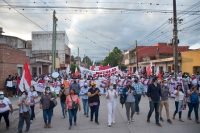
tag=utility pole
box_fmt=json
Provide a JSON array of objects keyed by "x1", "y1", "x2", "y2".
[
  {"x1": 78, "y1": 47, "x2": 80, "y2": 66},
  {"x1": 173, "y1": 0, "x2": 179, "y2": 80},
  {"x1": 135, "y1": 40, "x2": 139, "y2": 72},
  {"x1": 52, "y1": 10, "x2": 57, "y2": 72}
]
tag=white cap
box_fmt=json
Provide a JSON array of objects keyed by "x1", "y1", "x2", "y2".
[
  {"x1": 0, "y1": 91, "x2": 4, "y2": 95},
  {"x1": 84, "y1": 83, "x2": 88, "y2": 86}
]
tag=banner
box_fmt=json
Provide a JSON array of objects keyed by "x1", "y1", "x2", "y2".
[{"x1": 80, "y1": 66, "x2": 119, "y2": 78}]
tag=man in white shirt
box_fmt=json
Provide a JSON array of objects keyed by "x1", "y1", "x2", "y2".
[{"x1": 0, "y1": 91, "x2": 13, "y2": 129}]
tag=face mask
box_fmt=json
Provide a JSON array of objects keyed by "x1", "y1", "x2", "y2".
[
  {"x1": 0, "y1": 95, "x2": 4, "y2": 100},
  {"x1": 22, "y1": 94, "x2": 26, "y2": 99},
  {"x1": 46, "y1": 90, "x2": 50, "y2": 93},
  {"x1": 110, "y1": 87, "x2": 113, "y2": 91},
  {"x1": 164, "y1": 83, "x2": 168, "y2": 86}
]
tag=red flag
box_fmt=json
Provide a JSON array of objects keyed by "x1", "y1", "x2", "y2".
[{"x1": 19, "y1": 63, "x2": 32, "y2": 92}]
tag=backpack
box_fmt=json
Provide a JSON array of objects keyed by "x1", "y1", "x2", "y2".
[
  {"x1": 190, "y1": 92, "x2": 199, "y2": 103},
  {"x1": 120, "y1": 94, "x2": 126, "y2": 108}
]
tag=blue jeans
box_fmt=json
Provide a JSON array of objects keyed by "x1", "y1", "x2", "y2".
[
  {"x1": 173, "y1": 101, "x2": 182, "y2": 119},
  {"x1": 188, "y1": 102, "x2": 199, "y2": 120},
  {"x1": 43, "y1": 109, "x2": 53, "y2": 125},
  {"x1": 90, "y1": 105, "x2": 99, "y2": 122},
  {"x1": 135, "y1": 94, "x2": 142, "y2": 113},
  {"x1": 82, "y1": 99, "x2": 89, "y2": 116},
  {"x1": 68, "y1": 109, "x2": 78, "y2": 126},
  {"x1": 61, "y1": 102, "x2": 66, "y2": 117}
]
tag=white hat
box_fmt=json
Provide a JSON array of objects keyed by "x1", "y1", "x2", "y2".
[
  {"x1": 0, "y1": 91, "x2": 4, "y2": 95},
  {"x1": 84, "y1": 83, "x2": 88, "y2": 86}
]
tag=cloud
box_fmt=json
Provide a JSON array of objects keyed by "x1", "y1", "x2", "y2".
[{"x1": 0, "y1": 0, "x2": 199, "y2": 61}]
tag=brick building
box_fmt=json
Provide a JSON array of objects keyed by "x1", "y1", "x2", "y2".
[
  {"x1": 123, "y1": 43, "x2": 189, "y2": 74},
  {"x1": 0, "y1": 44, "x2": 29, "y2": 91}
]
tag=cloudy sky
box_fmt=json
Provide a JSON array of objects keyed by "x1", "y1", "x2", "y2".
[{"x1": 0, "y1": 0, "x2": 200, "y2": 61}]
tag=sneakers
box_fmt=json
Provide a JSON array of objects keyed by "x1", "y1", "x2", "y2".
[
  {"x1": 47, "y1": 124, "x2": 52, "y2": 128},
  {"x1": 68, "y1": 126, "x2": 72, "y2": 130},
  {"x1": 95, "y1": 121, "x2": 100, "y2": 125},
  {"x1": 160, "y1": 117, "x2": 164, "y2": 122},
  {"x1": 108, "y1": 125, "x2": 111, "y2": 127},
  {"x1": 167, "y1": 119, "x2": 172, "y2": 124},
  {"x1": 147, "y1": 119, "x2": 150, "y2": 123},
  {"x1": 128, "y1": 121, "x2": 130, "y2": 125},
  {"x1": 131, "y1": 119, "x2": 134, "y2": 122},
  {"x1": 179, "y1": 119, "x2": 184, "y2": 122},
  {"x1": 44, "y1": 124, "x2": 48, "y2": 128},
  {"x1": 156, "y1": 123, "x2": 162, "y2": 127}
]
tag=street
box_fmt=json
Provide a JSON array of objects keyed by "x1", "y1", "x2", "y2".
[{"x1": 0, "y1": 96, "x2": 200, "y2": 133}]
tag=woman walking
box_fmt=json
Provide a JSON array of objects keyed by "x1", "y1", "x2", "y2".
[
  {"x1": 66, "y1": 89, "x2": 81, "y2": 130},
  {"x1": 187, "y1": 86, "x2": 200, "y2": 123},
  {"x1": 123, "y1": 84, "x2": 136, "y2": 124},
  {"x1": 173, "y1": 85, "x2": 185, "y2": 122},
  {"x1": 40, "y1": 87, "x2": 55, "y2": 128},
  {"x1": 106, "y1": 84, "x2": 118, "y2": 127},
  {"x1": 29, "y1": 86, "x2": 38, "y2": 122}
]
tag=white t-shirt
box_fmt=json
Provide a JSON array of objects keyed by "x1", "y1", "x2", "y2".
[
  {"x1": 174, "y1": 90, "x2": 184, "y2": 101},
  {"x1": 0, "y1": 97, "x2": 11, "y2": 113},
  {"x1": 106, "y1": 89, "x2": 118, "y2": 102},
  {"x1": 28, "y1": 91, "x2": 38, "y2": 105}
]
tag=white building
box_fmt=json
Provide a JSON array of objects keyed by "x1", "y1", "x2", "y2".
[{"x1": 31, "y1": 31, "x2": 70, "y2": 76}]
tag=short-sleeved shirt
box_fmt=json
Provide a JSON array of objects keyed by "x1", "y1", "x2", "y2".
[
  {"x1": 66, "y1": 94, "x2": 80, "y2": 109},
  {"x1": 88, "y1": 87, "x2": 100, "y2": 106},
  {"x1": 28, "y1": 91, "x2": 38, "y2": 106},
  {"x1": 0, "y1": 97, "x2": 11, "y2": 113},
  {"x1": 174, "y1": 90, "x2": 184, "y2": 101},
  {"x1": 40, "y1": 93, "x2": 53, "y2": 110},
  {"x1": 18, "y1": 97, "x2": 31, "y2": 113}
]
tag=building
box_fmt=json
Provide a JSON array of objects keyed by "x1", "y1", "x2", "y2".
[
  {"x1": 124, "y1": 43, "x2": 189, "y2": 74},
  {"x1": 31, "y1": 31, "x2": 70, "y2": 76},
  {"x1": 181, "y1": 49, "x2": 200, "y2": 75},
  {"x1": 0, "y1": 44, "x2": 29, "y2": 91}
]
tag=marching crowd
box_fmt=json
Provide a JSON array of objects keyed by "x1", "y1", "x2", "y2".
[{"x1": 0, "y1": 72, "x2": 200, "y2": 132}]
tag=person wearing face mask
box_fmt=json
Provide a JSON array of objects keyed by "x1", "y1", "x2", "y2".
[
  {"x1": 159, "y1": 80, "x2": 172, "y2": 124},
  {"x1": 88, "y1": 82, "x2": 101, "y2": 125},
  {"x1": 40, "y1": 87, "x2": 55, "y2": 128},
  {"x1": 132, "y1": 77, "x2": 144, "y2": 115},
  {"x1": 79, "y1": 83, "x2": 89, "y2": 117},
  {"x1": 0, "y1": 91, "x2": 13, "y2": 130},
  {"x1": 106, "y1": 84, "x2": 118, "y2": 127},
  {"x1": 28, "y1": 86, "x2": 38, "y2": 122},
  {"x1": 123, "y1": 84, "x2": 136, "y2": 124},
  {"x1": 66, "y1": 89, "x2": 81, "y2": 130},
  {"x1": 147, "y1": 77, "x2": 162, "y2": 127},
  {"x1": 59, "y1": 84, "x2": 67, "y2": 118},
  {"x1": 17, "y1": 91, "x2": 31, "y2": 133}
]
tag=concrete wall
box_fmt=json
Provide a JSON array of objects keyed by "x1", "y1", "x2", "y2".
[
  {"x1": 32, "y1": 31, "x2": 69, "y2": 64},
  {"x1": 0, "y1": 35, "x2": 26, "y2": 48}
]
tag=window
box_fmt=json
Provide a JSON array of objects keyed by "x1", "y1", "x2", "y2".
[{"x1": 17, "y1": 67, "x2": 23, "y2": 77}]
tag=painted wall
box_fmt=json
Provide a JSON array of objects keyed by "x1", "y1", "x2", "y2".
[{"x1": 181, "y1": 50, "x2": 200, "y2": 75}]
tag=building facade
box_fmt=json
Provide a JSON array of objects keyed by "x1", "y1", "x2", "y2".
[
  {"x1": 0, "y1": 44, "x2": 29, "y2": 91},
  {"x1": 181, "y1": 49, "x2": 200, "y2": 75},
  {"x1": 124, "y1": 43, "x2": 189, "y2": 74},
  {"x1": 31, "y1": 31, "x2": 70, "y2": 76}
]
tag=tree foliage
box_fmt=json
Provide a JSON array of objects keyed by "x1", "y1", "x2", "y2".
[
  {"x1": 82, "y1": 56, "x2": 92, "y2": 68},
  {"x1": 102, "y1": 47, "x2": 124, "y2": 67}
]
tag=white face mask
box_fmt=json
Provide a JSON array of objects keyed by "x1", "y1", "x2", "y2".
[
  {"x1": 0, "y1": 95, "x2": 4, "y2": 100},
  {"x1": 22, "y1": 94, "x2": 26, "y2": 99},
  {"x1": 110, "y1": 87, "x2": 113, "y2": 91}
]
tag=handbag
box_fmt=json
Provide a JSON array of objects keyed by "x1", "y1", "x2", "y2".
[
  {"x1": 70, "y1": 95, "x2": 78, "y2": 109},
  {"x1": 49, "y1": 98, "x2": 57, "y2": 109}
]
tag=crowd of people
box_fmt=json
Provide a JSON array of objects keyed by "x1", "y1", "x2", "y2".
[{"x1": 0, "y1": 71, "x2": 200, "y2": 132}]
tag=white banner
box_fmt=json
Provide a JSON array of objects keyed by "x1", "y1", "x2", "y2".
[{"x1": 80, "y1": 66, "x2": 119, "y2": 78}]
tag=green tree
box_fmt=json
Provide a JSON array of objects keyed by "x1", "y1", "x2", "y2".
[
  {"x1": 102, "y1": 47, "x2": 123, "y2": 67},
  {"x1": 82, "y1": 56, "x2": 92, "y2": 68}
]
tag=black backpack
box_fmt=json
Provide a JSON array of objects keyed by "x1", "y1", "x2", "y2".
[{"x1": 120, "y1": 94, "x2": 126, "y2": 108}]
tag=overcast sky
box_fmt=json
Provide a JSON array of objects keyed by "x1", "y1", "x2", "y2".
[{"x1": 0, "y1": 0, "x2": 200, "y2": 61}]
